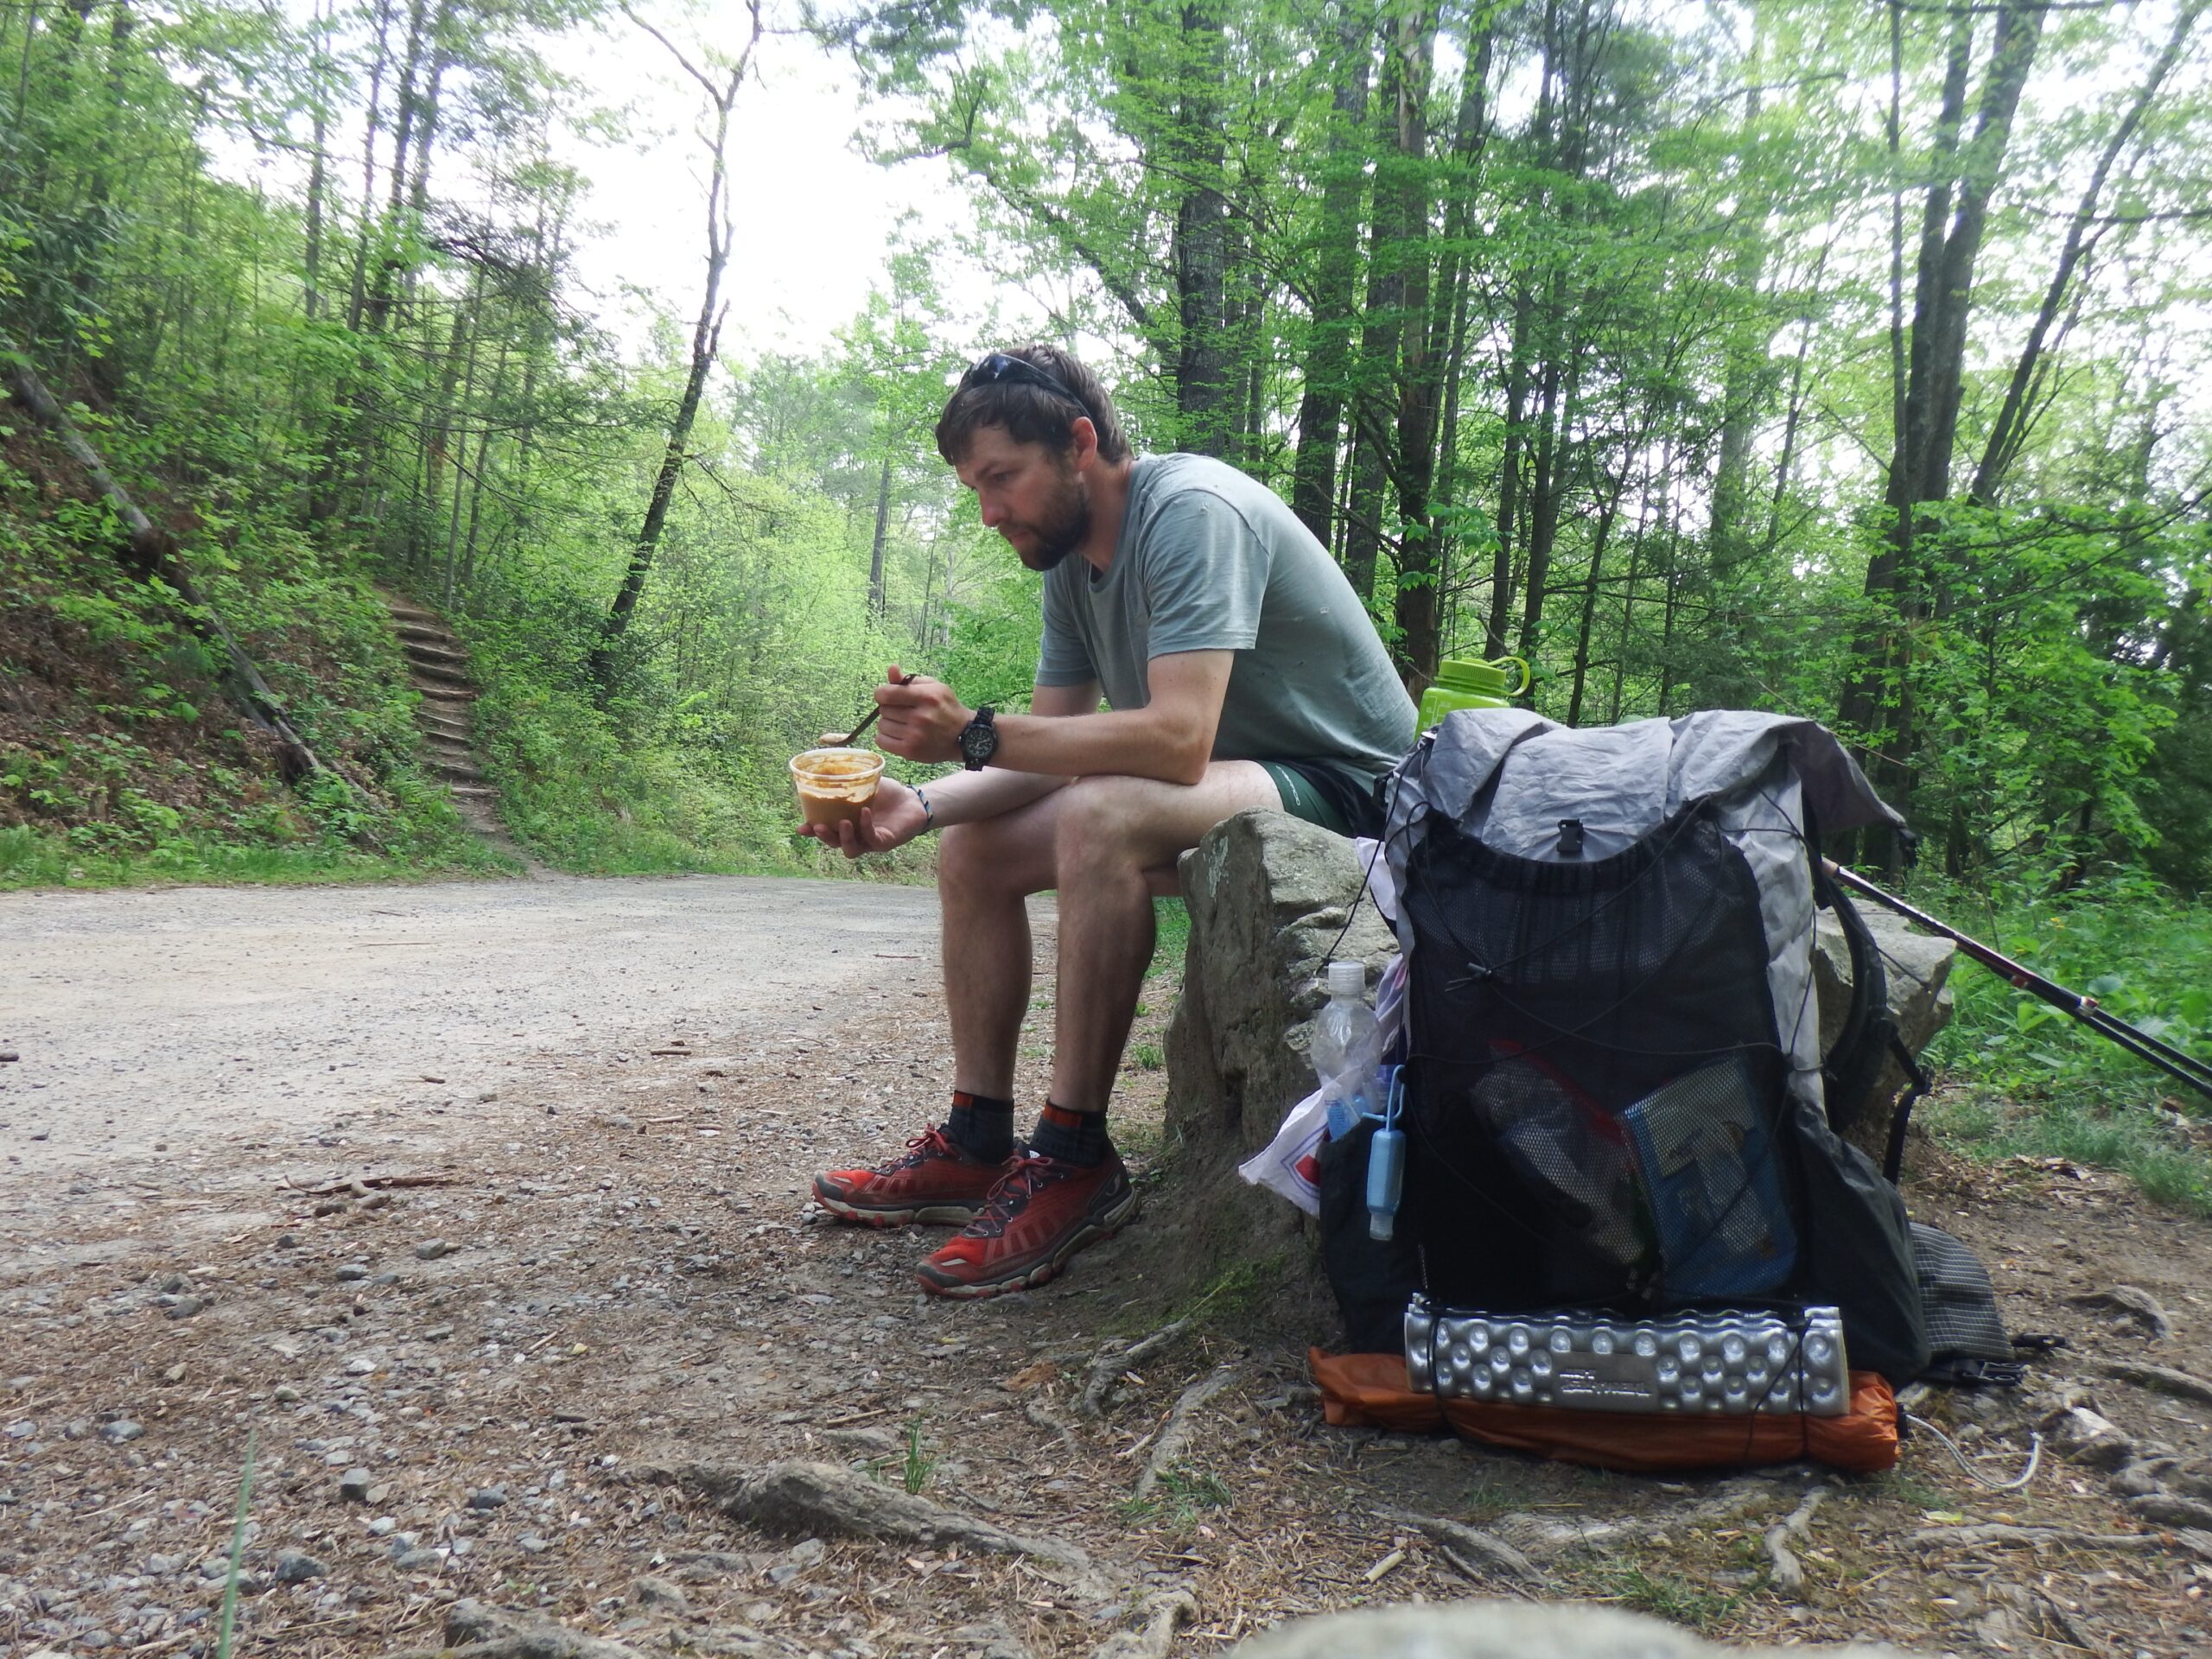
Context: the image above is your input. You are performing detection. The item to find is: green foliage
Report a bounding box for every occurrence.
[1914,873,2212,1215]
[3,0,2208,918]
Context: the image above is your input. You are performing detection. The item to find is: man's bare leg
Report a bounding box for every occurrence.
[933,762,1277,1111]
[1045,763,1278,1112]
[935,797,1062,1100]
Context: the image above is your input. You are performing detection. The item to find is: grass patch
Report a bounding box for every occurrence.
[0,823,517,888]
[1922,1090,2212,1216]
[1116,1465,1232,1528]
[1458,1468,1520,1522]
[1904,873,2212,1213]
[1871,1465,1949,1512]
[1589,1560,1739,1633]
[1148,896,1191,977]
[1168,1255,1284,1333]
[900,1421,936,1495]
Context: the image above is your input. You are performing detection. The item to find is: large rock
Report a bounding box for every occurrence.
[1160,811,1958,1318]
[1159,811,1395,1282]
[1227,1602,1903,1658]
[1812,901,1956,1166]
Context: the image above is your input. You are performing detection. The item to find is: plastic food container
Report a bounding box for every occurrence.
[791,747,885,830]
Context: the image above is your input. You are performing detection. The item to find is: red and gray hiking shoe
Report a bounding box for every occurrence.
[914,1150,1137,1299]
[813,1127,1014,1227]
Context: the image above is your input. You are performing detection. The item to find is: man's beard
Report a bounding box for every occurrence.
[1009,467,1090,572]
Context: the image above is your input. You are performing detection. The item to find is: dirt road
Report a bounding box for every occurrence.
[0,875,941,1181]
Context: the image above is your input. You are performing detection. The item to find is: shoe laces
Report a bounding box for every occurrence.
[878,1124,960,1173]
[964,1153,1061,1239]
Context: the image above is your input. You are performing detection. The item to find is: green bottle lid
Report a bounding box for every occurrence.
[1435,658,1510,695]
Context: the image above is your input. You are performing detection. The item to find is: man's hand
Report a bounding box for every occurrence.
[874,664,972,766]
[798,775,930,859]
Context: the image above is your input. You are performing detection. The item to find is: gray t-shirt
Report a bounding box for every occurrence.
[1037,454,1414,780]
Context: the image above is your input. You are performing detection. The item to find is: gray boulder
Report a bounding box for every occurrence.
[1227,1602,1902,1658]
[1162,811,1395,1269]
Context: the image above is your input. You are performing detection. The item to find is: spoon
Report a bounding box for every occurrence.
[835,672,915,748]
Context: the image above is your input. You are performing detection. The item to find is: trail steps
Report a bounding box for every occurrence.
[383,592,543,874]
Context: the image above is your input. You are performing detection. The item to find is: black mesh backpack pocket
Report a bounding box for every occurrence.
[1398,804,1799,1314]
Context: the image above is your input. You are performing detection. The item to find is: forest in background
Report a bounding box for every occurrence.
[3,0,2210,1174]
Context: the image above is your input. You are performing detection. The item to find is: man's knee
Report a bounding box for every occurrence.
[1052,776,1176,878]
[939,816,1053,901]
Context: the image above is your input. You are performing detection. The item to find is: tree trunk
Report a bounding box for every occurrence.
[346,0,393,334]
[1708,45,1768,564]
[1341,41,1408,603]
[1388,5,1442,691]
[1170,1,1232,457]
[868,450,893,622]
[1840,0,2047,867]
[1484,290,1532,658]
[1288,3,1373,543]
[1970,0,2197,505]
[594,3,760,696]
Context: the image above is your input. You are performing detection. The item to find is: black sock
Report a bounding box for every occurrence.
[945,1090,1015,1161]
[1028,1102,1111,1166]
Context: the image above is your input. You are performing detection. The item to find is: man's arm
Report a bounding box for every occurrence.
[798,678,1094,858]
[877,651,1232,787]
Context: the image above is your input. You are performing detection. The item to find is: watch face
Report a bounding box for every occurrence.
[960,711,996,767]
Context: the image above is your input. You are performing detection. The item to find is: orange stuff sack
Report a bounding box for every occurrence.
[1309,1348,1898,1474]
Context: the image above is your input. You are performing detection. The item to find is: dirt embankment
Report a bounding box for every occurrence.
[3,878,2210,1659]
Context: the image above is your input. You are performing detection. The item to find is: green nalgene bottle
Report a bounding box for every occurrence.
[1415,656,1530,731]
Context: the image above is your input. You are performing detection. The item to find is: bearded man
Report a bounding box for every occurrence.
[798,343,1414,1300]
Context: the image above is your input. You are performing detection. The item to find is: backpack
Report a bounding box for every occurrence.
[1339,710,1931,1384]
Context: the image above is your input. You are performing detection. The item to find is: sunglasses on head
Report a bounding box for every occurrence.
[963,352,1086,410]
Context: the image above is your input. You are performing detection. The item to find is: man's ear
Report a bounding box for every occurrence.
[1067,416,1101,472]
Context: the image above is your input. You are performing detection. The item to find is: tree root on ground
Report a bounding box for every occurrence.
[1371,1506,1545,1587]
[2098,1357,2212,1407]
[1133,1367,1241,1499]
[1087,1587,1198,1659]
[1493,1475,1789,1560]
[658,1459,1108,1586]
[1910,1522,2212,1563]
[1762,1488,1827,1596]
[1080,1319,1192,1419]
[1026,1392,1081,1451]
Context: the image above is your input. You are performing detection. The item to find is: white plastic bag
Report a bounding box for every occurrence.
[1238,841,1405,1215]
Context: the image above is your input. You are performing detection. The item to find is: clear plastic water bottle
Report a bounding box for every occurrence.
[1313,960,1382,1139]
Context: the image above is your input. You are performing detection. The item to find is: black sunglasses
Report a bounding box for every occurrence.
[962,352,1086,411]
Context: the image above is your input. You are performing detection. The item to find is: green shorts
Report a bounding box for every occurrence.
[1255,759,1382,837]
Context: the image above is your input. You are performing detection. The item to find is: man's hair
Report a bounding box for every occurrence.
[935,343,1132,467]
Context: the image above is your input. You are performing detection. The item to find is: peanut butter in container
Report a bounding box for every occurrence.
[791,747,885,830]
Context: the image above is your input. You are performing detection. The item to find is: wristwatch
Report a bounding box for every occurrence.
[958,707,998,771]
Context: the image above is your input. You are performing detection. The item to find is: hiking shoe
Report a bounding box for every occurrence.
[813,1126,1014,1226]
[915,1150,1137,1299]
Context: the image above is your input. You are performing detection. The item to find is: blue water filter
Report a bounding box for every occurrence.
[1366,1122,1405,1240]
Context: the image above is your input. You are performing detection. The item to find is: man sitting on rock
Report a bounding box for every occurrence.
[798,344,1414,1299]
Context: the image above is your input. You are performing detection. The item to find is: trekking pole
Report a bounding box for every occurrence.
[1824,861,2212,1107]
